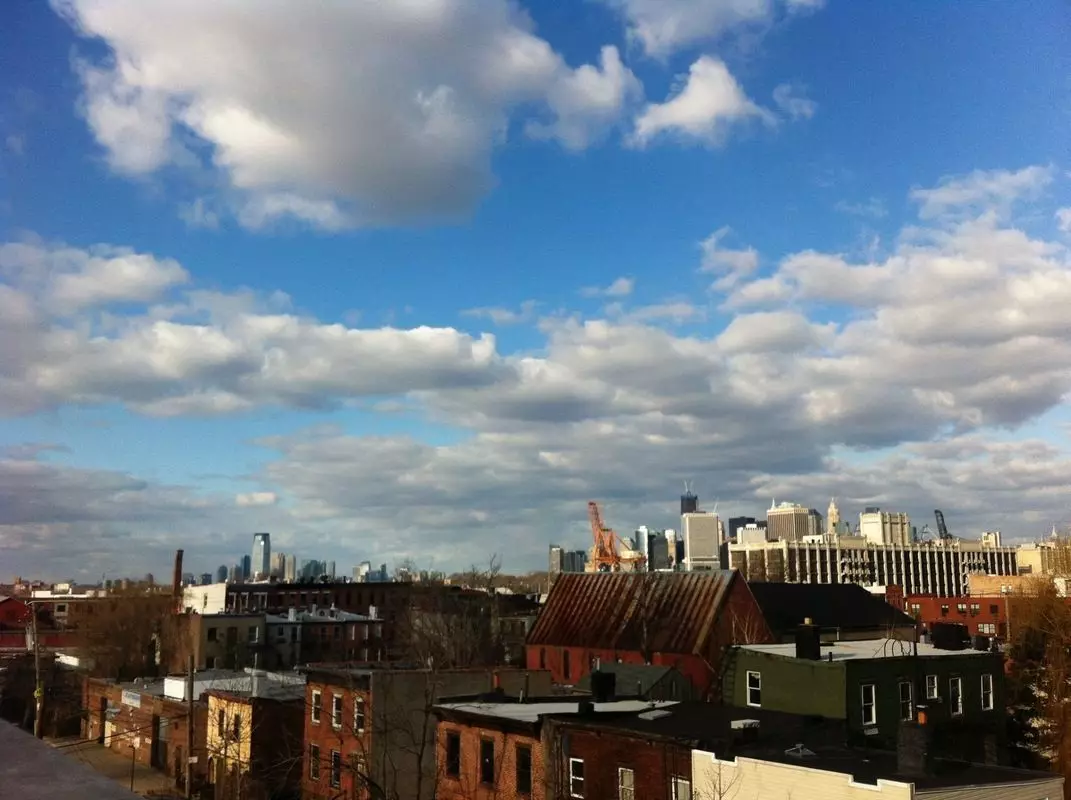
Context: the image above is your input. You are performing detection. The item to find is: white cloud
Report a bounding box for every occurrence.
[910,165,1054,220]
[178,198,220,230]
[597,0,824,58]
[631,57,773,147]
[462,300,539,325]
[700,226,759,290]
[235,491,277,507]
[53,0,641,229]
[580,276,636,298]
[772,83,816,120]
[1057,207,1071,233]
[835,197,887,219]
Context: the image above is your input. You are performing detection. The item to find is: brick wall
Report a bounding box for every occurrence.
[302,679,372,800]
[549,724,692,800]
[437,720,543,800]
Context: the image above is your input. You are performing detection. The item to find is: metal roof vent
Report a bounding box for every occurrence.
[785,744,815,759]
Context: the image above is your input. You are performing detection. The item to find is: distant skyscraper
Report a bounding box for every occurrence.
[216,564,229,583]
[240,554,252,580]
[229,563,241,582]
[827,499,841,538]
[354,561,371,582]
[766,502,812,542]
[252,533,271,579]
[327,561,336,579]
[270,551,285,578]
[284,554,297,583]
[681,487,699,515]
[199,573,213,585]
[549,545,564,575]
[682,512,721,571]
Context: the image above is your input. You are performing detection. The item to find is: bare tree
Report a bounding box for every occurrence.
[71,586,178,680]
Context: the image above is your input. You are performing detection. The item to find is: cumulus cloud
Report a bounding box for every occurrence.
[700,226,759,290]
[597,0,825,58]
[1057,208,1071,233]
[462,300,539,325]
[52,0,640,229]
[631,57,773,147]
[580,276,635,298]
[910,165,1054,220]
[772,83,816,120]
[235,492,277,507]
[835,197,887,219]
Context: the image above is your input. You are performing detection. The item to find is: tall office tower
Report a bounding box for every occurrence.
[270,551,285,578]
[682,512,721,571]
[240,554,252,580]
[728,517,758,542]
[766,502,813,542]
[681,488,699,515]
[216,564,229,583]
[327,561,336,579]
[252,532,271,579]
[664,530,677,567]
[284,553,297,582]
[549,545,564,575]
[647,531,671,570]
[229,563,241,582]
[354,561,371,582]
[827,499,841,537]
[199,573,213,585]
[859,509,912,546]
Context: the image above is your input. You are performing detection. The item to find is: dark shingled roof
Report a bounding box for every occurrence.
[526,571,744,653]
[747,582,914,637]
[576,663,672,694]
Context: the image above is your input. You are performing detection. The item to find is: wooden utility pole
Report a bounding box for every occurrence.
[31,601,44,738]
[185,654,195,799]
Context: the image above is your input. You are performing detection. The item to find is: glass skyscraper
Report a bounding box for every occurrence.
[251,532,271,580]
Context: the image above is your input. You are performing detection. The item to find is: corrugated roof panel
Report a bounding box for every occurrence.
[527,571,739,654]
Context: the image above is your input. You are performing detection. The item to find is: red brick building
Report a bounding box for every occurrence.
[905,595,1009,638]
[0,595,30,629]
[302,666,552,800]
[525,572,771,697]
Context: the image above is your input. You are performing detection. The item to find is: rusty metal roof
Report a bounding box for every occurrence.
[526,571,740,654]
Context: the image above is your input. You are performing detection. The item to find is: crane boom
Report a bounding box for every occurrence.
[586,501,646,572]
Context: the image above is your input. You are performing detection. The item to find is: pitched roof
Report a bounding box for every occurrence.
[747,582,914,636]
[575,663,673,695]
[526,571,740,653]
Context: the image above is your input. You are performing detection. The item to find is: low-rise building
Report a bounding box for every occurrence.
[264,606,384,669]
[749,582,917,643]
[905,595,1009,638]
[722,630,1006,762]
[172,613,267,671]
[302,665,552,800]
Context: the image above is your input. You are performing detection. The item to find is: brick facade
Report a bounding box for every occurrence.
[905,595,1009,637]
[436,718,544,800]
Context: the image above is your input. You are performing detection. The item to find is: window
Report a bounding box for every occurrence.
[207,627,218,642]
[329,694,342,728]
[618,767,634,800]
[309,744,321,781]
[956,603,967,614]
[909,603,921,616]
[563,650,571,681]
[248,626,259,642]
[354,695,365,733]
[746,671,762,707]
[516,745,532,795]
[925,674,938,699]
[981,674,994,710]
[330,750,341,788]
[671,776,692,800]
[861,683,877,726]
[232,713,241,740]
[351,753,367,785]
[569,758,584,798]
[978,622,996,635]
[939,605,949,616]
[217,709,225,737]
[950,677,963,715]
[311,690,322,723]
[445,732,461,778]
[540,648,546,669]
[969,603,980,615]
[480,738,495,785]
[989,604,999,615]
[899,681,913,721]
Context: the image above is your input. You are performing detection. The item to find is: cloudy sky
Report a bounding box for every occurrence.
[1,1,1069,581]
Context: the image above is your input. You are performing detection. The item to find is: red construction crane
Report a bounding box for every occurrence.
[586,501,646,572]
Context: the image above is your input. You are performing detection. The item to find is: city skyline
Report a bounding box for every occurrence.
[2,2,1070,579]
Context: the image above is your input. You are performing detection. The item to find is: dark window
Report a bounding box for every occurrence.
[231,714,240,740]
[563,649,571,680]
[898,681,913,721]
[569,758,584,798]
[354,695,365,732]
[445,732,461,777]
[217,709,225,737]
[516,745,532,795]
[207,627,218,642]
[480,739,495,785]
[989,604,999,615]
[330,750,341,788]
[309,744,320,781]
[940,605,949,616]
[539,648,546,669]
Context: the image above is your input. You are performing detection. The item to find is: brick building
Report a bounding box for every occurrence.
[525,571,771,696]
[83,675,209,793]
[302,666,552,800]
[747,582,916,642]
[905,595,1009,638]
[0,595,30,630]
[433,697,673,800]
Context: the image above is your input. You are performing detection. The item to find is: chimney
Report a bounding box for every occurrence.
[591,670,616,704]
[795,617,821,660]
[492,671,501,690]
[897,717,933,777]
[172,549,184,601]
[521,672,530,702]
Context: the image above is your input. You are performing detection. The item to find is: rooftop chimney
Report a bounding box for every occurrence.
[172,549,184,602]
[590,670,616,704]
[795,617,821,660]
[896,716,933,777]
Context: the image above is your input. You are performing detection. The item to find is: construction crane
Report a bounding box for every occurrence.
[934,509,952,541]
[586,501,646,572]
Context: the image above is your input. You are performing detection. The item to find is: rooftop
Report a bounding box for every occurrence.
[1,721,141,800]
[436,699,677,723]
[738,638,991,662]
[747,582,915,635]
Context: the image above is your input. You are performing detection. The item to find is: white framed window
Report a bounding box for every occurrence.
[950,677,963,715]
[981,674,993,710]
[311,689,322,723]
[354,695,365,733]
[332,694,342,728]
[861,683,877,726]
[746,671,761,707]
[569,758,584,798]
[925,674,938,699]
[671,776,692,800]
[330,750,341,788]
[618,767,634,800]
[898,681,913,721]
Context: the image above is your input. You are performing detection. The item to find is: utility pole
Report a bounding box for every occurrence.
[185,654,195,799]
[31,601,44,738]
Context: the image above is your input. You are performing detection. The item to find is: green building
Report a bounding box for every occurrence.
[722,635,1005,761]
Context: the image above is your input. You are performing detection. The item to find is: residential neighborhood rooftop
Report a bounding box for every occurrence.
[737,638,991,661]
[436,699,678,723]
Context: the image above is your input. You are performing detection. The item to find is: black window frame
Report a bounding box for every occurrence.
[516,744,532,795]
[479,738,495,785]
[445,731,461,778]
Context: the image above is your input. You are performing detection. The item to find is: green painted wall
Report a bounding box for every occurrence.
[724,649,847,719]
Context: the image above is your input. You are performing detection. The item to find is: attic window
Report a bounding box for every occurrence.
[785,744,815,759]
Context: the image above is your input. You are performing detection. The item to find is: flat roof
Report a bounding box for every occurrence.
[0,721,142,800]
[738,638,990,662]
[436,699,677,723]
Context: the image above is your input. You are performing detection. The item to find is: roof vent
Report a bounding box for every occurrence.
[785,744,815,759]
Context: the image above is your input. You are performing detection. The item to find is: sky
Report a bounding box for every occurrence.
[1,0,1070,581]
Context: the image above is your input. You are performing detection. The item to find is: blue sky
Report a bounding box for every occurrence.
[1,0,1070,579]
